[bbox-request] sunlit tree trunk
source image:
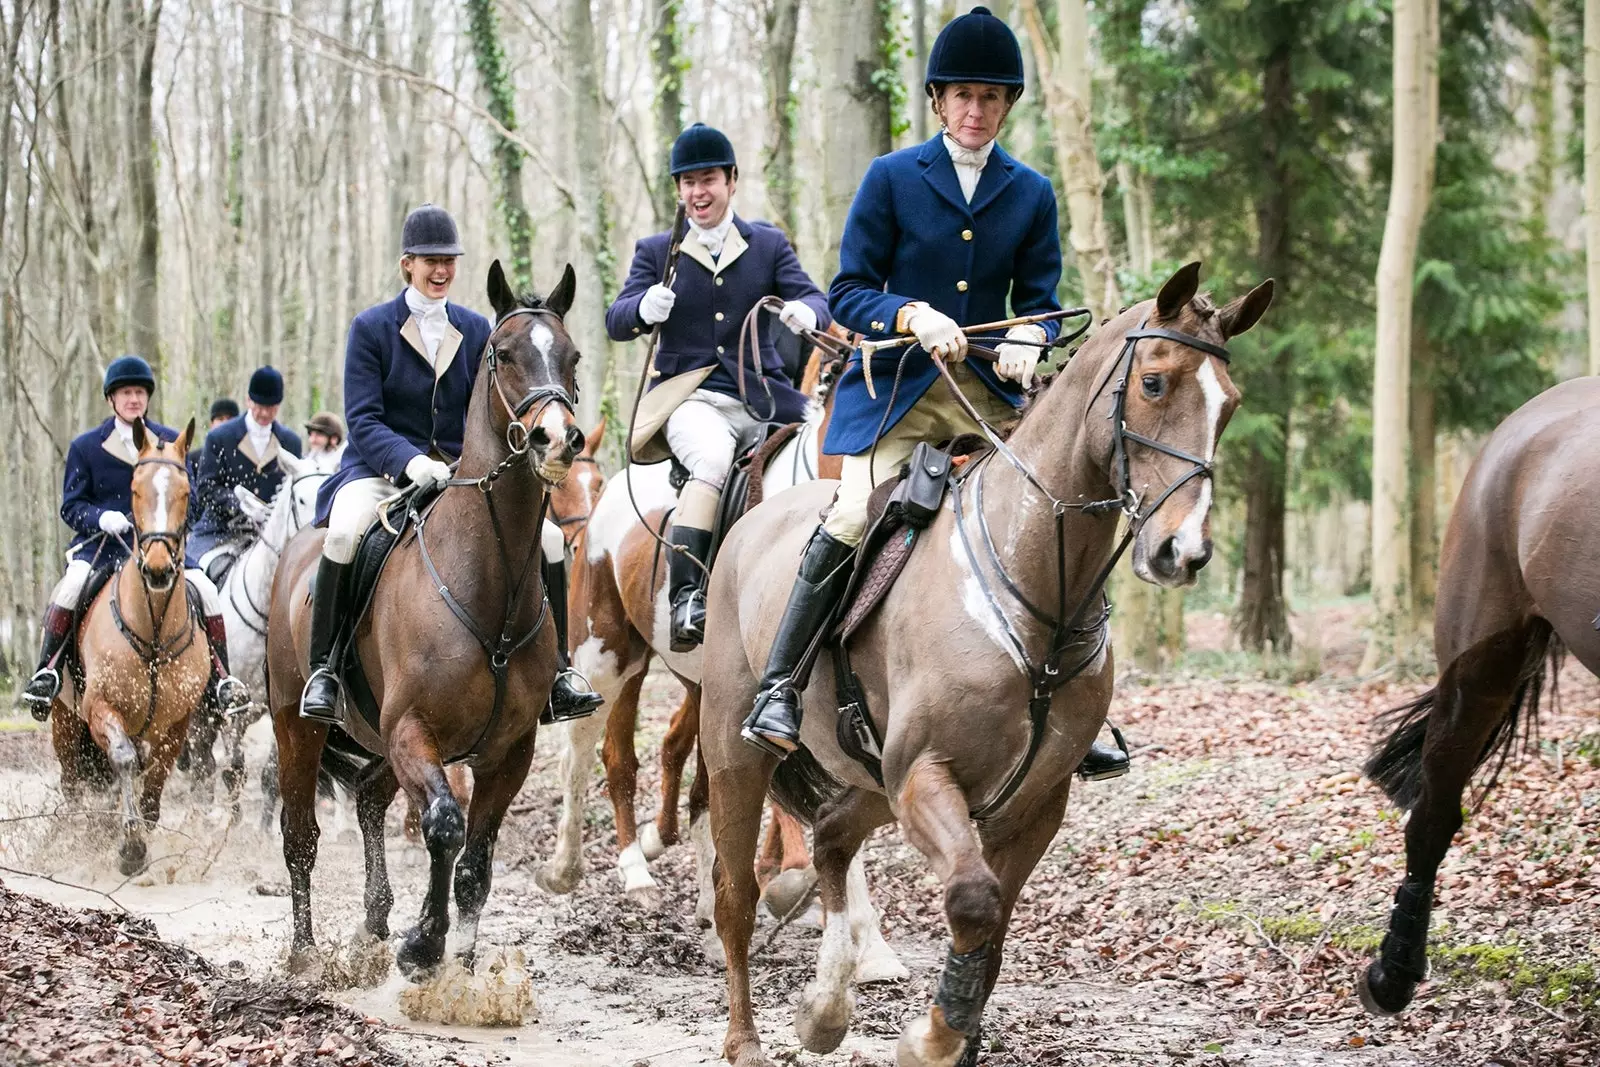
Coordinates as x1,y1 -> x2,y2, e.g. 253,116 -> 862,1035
126,0 -> 162,368
652,0 -> 684,229
819,0 -> 892,276
467,0 -> 534,289
567,0 -> 610,426
1586,0 -> 1600,374
761,0 -> 800,235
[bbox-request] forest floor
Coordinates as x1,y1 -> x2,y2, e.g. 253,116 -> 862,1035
1,600 -> 1598,1066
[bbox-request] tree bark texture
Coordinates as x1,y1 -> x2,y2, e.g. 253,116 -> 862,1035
1587,0 -> 1600,374
652,0 -> 684,230
567,0 -> 611,426
820,0 -> 892,277
467,0 -> 535,289
1409,329 -> 1437,630
126,0 -> 162,368
761,0 -> 800,235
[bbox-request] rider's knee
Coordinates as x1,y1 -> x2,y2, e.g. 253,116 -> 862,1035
541,519 -> 565,562
52,560 -> 93,609
185,568 -> 223,615
820,501 -> 866,549
678,479 -> 721,530
323,528 -> 360,564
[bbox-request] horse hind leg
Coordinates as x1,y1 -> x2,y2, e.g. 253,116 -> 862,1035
601,670 -> 660,909
536,683 -> 615,895
708,755 -> 779,1067
848,851 -> 908,984
391,716 -> 464,979
642,681 -> 701,859
356,765 -> 401,940
183,699 -> 223,803
451,731 -> 535,967
1361,621 -> 1551,1015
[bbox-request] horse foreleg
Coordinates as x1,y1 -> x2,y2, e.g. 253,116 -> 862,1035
272,709 -> 326,970
792,787 -> 894,1054
848,851 -> 908,984
86,700 -> 145,876
356,765 -> 401,940
602,671 -> 658,908
391,715 -> 463,980
645,682 -> 701,858
709,757 -> 777,1067
452,730 -> 534,967
689,745 -> 716,928
136,720 -> 185,828
183,699 -> 222,803
536,701 -> 610,895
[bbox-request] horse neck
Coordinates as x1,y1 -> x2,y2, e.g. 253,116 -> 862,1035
117,558 -> 191,643
259,484 -> 294,553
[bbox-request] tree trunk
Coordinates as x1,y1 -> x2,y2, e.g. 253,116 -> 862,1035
761,0 -> 800,235
652,0 -> 684,230
820,0 -> 892,276
467,0 -> 535,289
1409,329 -> 1437,630
1587,0 -> 1600,374
1020,0 -> 1120,325
567,0 -> 610,426
1531,0 -> 1555,238
911,0 -> 928,143
1365,0 -> 1438,672
126,0 -> 162,367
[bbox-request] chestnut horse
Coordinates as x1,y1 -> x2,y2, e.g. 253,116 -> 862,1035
51,419 -> 208,876
1360,376 -> 1600,1015
267,262 -> 586,978
699,265 -> 1272,1067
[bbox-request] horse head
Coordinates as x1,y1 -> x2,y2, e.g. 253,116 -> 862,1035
547,414 -> 606,550
485,259 -> 587,486
129,418 -> 196,592
252,451 -> 329,552
1097,262 -> 1272,588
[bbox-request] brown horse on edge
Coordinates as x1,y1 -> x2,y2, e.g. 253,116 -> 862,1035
267,262 -> 586,979
1360,376 -> 1600,1015
52,419 -> 207,876
699,264 -> 1272,1067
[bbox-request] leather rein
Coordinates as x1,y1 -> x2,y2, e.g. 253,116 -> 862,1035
945,317 -> 1230,820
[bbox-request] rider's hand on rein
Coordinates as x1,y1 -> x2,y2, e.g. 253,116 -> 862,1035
902,302 -> 967,362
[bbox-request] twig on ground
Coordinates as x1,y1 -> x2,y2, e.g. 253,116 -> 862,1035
0,862 -> 128,912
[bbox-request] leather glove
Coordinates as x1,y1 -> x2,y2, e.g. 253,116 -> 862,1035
995,325 -> 1046,389
98,511 -> 133,536
639,284 -> 677,325
778,300 -> 818,335
904,303 -> 967,362
404,455 -> 452,492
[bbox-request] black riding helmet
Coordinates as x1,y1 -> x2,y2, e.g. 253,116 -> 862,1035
103,355 -> 156,397
401,203 -> 464,256
925,6 -> 1025,96
670,123 -> 737,177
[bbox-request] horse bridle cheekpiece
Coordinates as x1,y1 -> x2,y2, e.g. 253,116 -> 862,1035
485,306 -> 579,459
130,456 -> 190,587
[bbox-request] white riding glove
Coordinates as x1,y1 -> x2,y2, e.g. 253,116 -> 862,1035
639,284 -> 677,325
404,454 -> 453,492
234,484 -> 271,524
995,325 -> 1046,389
778,300 -> 818,335
98,511 -> 133,536
904,303 -> 967,362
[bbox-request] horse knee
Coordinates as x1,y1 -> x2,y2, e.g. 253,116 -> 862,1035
421,795 -> 465,858
943,873 -> 1001,947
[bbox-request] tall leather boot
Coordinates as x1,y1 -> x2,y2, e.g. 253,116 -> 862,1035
667,526 -> 713,652
299,557 -> 352,723
741,527 -> 856,758
20,604 -> 75,722
540,557 -> 603,724
203,614 -> 251,714
1076,734 -> 1131,781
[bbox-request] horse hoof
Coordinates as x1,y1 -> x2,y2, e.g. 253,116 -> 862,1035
1357,961 -> 1415,1017
534,861 -> 581,896
855,941 -> 910,985
626,884 -> 663,912
396,928 -> 442,982
896,1010 -> 968,1067
730,1044 -> 776,1067
117,840 -> 148,877
701,927 -> 727,970
286,946 -> 326,983
638,822 -> 667,861
761,865 -> 817,921
794,982 -> 854,1054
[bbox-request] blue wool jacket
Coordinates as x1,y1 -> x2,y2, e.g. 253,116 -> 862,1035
61,417 -> 179,567
315,292 -> 492,525
824,136 -> 1063,456
606,215 -> 828,425
186,416 -> 303,564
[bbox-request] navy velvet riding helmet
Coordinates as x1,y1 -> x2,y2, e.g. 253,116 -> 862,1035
670,123 -> 737,177
925,5 -> 1025,93
401,203 -> 465,256
249,365 -> 285,406
103,355 -> 156,397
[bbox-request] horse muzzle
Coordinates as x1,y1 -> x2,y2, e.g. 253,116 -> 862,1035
1134,531 -> 1212,588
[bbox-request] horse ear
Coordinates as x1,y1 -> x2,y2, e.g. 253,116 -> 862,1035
486,259 -> 517,320
546,263 -> 578,319
1218,279 -> 1275,340
277,451 -> 307,477
131,418 -> 149,455
1156,261 -> 1203,321
586,414 -> 606,453
176,419 -> 196,459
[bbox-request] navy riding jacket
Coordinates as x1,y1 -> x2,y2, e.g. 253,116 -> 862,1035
606,215 -> 828,425
61,418 -> 179,568
824,136 -> 1063,456
186,415 -> 303,564
314,292 -> 491,526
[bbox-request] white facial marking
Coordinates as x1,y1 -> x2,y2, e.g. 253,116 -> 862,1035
1172,359 -> 1227,560
149,467 -> 173,533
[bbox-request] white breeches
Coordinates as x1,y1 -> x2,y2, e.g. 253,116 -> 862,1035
323,477 -> 393,564
51,557 -> 221,615
664,389 -> 760,530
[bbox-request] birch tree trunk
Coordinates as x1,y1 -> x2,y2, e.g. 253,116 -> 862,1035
466,0 -> 534,288
820,0 -> 892,276
1364,0 -> 1438,672
1020,0 -> 1120,325
126,0 -> 162,367
1408,330 -> 1437,629
652,0 -> 684,229
567,0 -> 610,426
761,0 -> 800,235
1587,0 -> 1600,375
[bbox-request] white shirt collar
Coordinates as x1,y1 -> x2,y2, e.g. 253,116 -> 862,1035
943,134 -> 996,203
404,285 -> 449,320
689,213 -> 735,258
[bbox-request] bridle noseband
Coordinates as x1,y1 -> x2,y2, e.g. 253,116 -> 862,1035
129,456 -> 190,588
486,306 -> 580,461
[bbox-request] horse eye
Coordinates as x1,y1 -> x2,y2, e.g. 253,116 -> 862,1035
1141,374 -> 1166,399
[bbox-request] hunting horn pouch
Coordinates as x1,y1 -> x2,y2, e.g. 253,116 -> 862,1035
890,441 -> 953,530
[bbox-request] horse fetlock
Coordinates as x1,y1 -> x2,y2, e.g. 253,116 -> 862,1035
932,943 -> 990,1036
638,820 -> 667,861
534,856 -> 583,895
942,878 -> 1001,946
397,924 -> 447,980
117,836 -> 148,877
794,980 -> 854,1054
895,1007 -> 969,1067
420,795 -> 465,858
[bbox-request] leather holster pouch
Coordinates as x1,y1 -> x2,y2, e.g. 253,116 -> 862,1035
889,442 -> 953,530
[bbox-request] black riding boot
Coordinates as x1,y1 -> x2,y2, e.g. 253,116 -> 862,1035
20,604 -> 75,722
667,526 -> 713,653
541,557 -> 603,724
299,557 -> 352,723
1076,736 -> 1131,781
203,614 -> 251,715
741,527 -> 856,758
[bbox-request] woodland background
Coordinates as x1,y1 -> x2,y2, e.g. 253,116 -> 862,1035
0,0 -> 1585,679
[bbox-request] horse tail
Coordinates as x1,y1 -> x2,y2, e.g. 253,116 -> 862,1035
318,726 -> 386,794
768,741 -> 846,825
1365,620 -> 1560,811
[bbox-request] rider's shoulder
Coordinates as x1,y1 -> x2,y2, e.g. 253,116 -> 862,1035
68,419 -> 116,454
351,292 -> 409,331
446,303 -> 491,334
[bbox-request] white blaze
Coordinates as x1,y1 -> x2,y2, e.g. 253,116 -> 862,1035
149,467 -> 173,533
1172,359 -> 1226,559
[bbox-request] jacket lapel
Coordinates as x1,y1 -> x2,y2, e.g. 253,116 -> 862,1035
678,237 -> 717,275
100,421 -> 134,466
716,218 -> 750,274
968,144 -> 1017,216
917,135 -> 972,218
433,323 -> 463,379
400,316 -> 428,361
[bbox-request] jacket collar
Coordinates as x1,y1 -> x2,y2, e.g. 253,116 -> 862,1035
678,213 -> 753,277
916,134 -> 1017,217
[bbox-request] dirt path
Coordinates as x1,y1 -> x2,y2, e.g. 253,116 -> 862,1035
2,657 -> 1596,1065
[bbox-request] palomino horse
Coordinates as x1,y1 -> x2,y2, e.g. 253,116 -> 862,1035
1360,376 -> 1600,1015
267,262 -> 587,977
50,419 -> 209,876
699,265 -> 1272,1067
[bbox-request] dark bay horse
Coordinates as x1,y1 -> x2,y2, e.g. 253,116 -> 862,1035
52,419 -> 207,875
699,265 -> 1273,1066
266,262 -> 586,978
1361,376 -> 1600,1015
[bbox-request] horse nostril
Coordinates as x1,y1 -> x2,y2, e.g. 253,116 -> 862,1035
565,426 -> 586,454
1186,539 -> 1214,578
1153,535 -> 1179,577
529,425 -> 551,449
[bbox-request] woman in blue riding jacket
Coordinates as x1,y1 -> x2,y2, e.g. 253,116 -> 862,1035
20,356 -> 248,721
299,204 -> 601,725
741,8 -> 1126,780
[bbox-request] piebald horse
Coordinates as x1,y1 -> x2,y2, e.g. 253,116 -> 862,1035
699,264 -> 1272,1067
51,419 -> 209,876
267,263 -> 588,978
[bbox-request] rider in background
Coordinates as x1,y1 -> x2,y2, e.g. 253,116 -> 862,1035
742,8 -> 1126,781
18,356 -> 249,721
190,397 -> 240,481
300,203 -> 601,725
187,366 -> 303,579
606,123 -> 830,652
303,411 -> 346,468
